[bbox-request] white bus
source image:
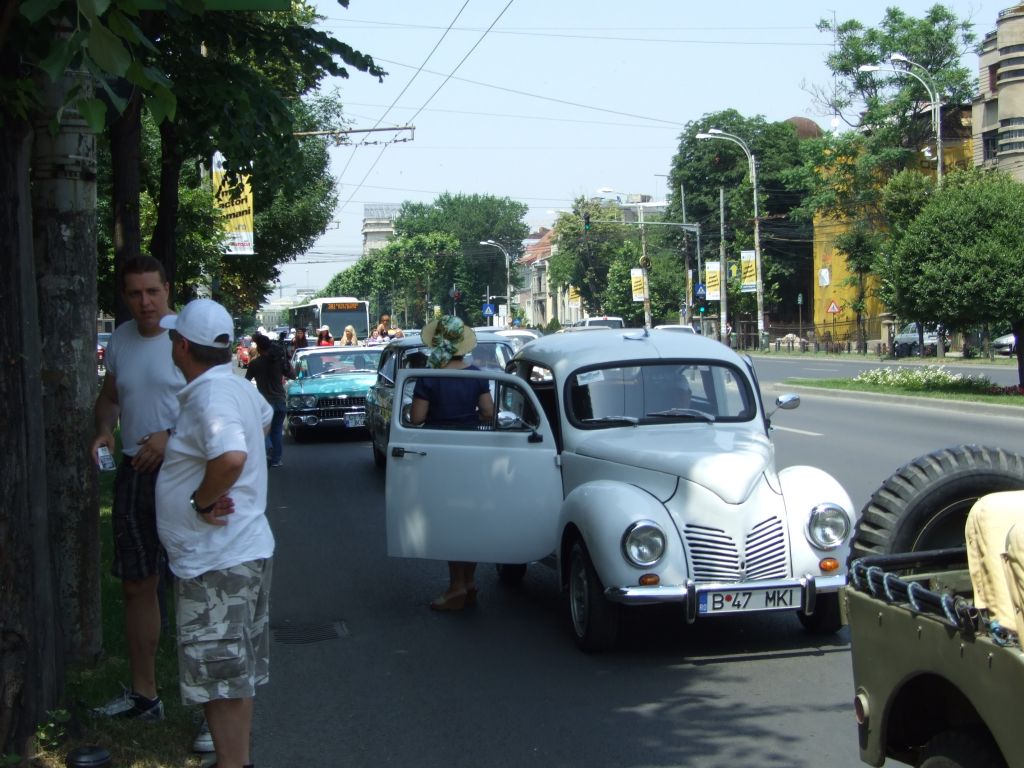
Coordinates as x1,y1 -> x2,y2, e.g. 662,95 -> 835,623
288,297 -> 371,341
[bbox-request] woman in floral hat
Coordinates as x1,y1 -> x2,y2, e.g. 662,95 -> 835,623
410,315 -> 494,611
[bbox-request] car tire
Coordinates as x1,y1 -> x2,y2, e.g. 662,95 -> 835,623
797,592 -> 842,634
496,563 -> 527,586
372,440 -> 386,469
851,445 -> 1024,560
919,728 -> 1007,768
567,539 -> 619,653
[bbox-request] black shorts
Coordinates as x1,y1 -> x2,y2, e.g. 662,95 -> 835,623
111,460 -> 164,581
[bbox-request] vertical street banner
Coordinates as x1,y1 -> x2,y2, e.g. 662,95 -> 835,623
567,286 -> 581,309
705,261 -> 720,301
212,151 -> 255,255
740,250 -> 756,293
630,268 -> 648,302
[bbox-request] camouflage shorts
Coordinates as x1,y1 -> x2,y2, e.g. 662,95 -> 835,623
175,558 -> 273,705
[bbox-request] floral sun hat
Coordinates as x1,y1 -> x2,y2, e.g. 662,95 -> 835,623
421,315 -> 476,368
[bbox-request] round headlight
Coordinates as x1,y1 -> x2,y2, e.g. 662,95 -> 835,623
622,521 -> 666,567
303,395 -> 318,408
287,396 -> 302,410
807,503 -> 850,550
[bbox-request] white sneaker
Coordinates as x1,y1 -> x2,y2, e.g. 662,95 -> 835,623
192,716 -> 214,752
90,686 -> 164,721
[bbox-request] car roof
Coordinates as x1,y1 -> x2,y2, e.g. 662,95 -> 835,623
514,327 -> 742,375
295,346 -> 382,357
380,330 -> 511,350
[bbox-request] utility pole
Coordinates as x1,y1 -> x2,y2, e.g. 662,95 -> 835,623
680,184 -> 690,325
639,204 -> 652,328
719,187 -> 728,345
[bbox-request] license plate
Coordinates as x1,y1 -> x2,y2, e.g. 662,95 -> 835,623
344,413 -> 366,428
698,586 -> 800,615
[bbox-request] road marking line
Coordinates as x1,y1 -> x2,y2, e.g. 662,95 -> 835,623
773,425 -> 823,436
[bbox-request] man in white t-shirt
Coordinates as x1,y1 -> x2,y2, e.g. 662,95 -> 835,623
91,256 -> 185,722
156,298 -> 274,768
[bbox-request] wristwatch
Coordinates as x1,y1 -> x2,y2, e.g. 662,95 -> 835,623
190,492 -> 215,516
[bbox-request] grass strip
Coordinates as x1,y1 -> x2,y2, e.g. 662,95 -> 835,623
785,377 -> 1024,407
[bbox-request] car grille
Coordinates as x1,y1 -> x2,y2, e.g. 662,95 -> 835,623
319,396 -> 366,409
684,517 -> 788,582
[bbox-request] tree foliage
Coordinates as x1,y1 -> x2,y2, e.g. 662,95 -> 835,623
891,169 -> 1024,383
814,4 -> 975,153
666,109 -> 809,325
322,193 -> 530,328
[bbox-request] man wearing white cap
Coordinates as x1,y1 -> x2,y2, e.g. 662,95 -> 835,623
156,298 -> 275,768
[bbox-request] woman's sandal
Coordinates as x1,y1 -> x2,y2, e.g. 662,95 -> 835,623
430,590 -> 467,611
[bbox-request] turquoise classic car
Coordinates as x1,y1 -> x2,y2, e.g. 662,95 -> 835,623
287,346 -> 383,440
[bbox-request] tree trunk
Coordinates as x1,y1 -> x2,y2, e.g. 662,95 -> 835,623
31,65 -> 102,662
109,87 -> 143,324
0,110 -> 60,757
150,118 -> 183,304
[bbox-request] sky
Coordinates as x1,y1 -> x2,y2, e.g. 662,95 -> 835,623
273,0 -> 1005,298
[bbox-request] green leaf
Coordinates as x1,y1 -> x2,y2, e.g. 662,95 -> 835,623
77,0 -> 109,16
19,0 -> 62,23
86,21 -> 131,77
76,97 -> 107,133
146,85 -> 176,124
37,39 -> 74,82
94,75 -> 127,113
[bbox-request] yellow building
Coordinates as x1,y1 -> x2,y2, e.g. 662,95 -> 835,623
811,109 -> 973,346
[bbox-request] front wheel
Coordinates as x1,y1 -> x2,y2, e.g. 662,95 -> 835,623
797,592 -> 842,634
567,540 -> 619,653
920,728 -> 1007,768
372,439 -> 386,469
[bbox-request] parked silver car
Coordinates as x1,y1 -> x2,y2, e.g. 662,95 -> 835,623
994,332 -> 1017,355
892,322 -> 947,357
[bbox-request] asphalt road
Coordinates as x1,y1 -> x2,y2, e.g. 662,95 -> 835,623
249,378 -> 1024,768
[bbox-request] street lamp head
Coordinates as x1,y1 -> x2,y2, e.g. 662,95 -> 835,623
858,64 -> 881,73
707,128 -> 724,135
889,52 -> 909,64
695,133 -> 714,140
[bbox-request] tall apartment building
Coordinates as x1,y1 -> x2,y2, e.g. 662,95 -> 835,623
974,4 -> 1024,179
361,203 -> 400,255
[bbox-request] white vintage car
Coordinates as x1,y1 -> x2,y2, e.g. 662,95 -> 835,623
385,328 -> 855,651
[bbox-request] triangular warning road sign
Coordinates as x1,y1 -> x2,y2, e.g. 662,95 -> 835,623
826,300 -> 841,314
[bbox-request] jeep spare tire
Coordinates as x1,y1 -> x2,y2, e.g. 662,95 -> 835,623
852,445 -> 1024,560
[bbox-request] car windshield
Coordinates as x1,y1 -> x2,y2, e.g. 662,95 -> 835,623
566,362 -> 755,426
300,348 -> 382,377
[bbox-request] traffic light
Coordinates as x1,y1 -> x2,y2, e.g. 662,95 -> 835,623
696,300 -> 706,316
583,212 -> 591,231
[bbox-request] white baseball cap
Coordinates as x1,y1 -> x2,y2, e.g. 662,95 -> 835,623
160,298 -> 234,348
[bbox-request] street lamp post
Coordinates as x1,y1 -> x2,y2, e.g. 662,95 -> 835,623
695,129 -> 764,339
859,56 -> 942,183
479,240 -> 511,327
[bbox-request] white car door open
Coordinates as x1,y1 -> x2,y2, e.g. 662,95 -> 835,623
385,368 -> 561,564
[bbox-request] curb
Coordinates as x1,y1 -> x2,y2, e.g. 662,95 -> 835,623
761,383 -> 1024,420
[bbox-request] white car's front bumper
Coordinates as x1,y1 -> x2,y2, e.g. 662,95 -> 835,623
604,573 -> 847,623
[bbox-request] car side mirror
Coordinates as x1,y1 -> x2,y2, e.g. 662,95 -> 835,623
767,393 -> 800,419
496,410 -> 524,430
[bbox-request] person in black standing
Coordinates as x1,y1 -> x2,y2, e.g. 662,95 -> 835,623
410,316 -> 494,611
245,334 -> 294,467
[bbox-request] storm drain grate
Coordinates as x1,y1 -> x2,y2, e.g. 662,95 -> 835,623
272,621 -> 349,645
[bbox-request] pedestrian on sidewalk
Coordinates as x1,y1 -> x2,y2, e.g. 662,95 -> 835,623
157,298 -> 275,768
90,255 -> 185,723
245,334 -> 294,468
